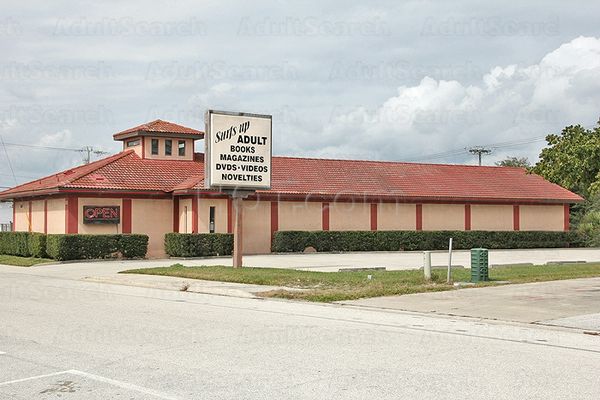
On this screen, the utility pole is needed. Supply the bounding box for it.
[80,146,108,164]
[468,146,492,166]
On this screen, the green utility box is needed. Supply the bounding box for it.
[471,248,489,282]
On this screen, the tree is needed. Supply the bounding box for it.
[532,122,600,199]
[495,156,530,168]
[577,194,600,246]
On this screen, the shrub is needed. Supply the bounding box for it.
[272,230,581,253]
[119,235,149,258]
[28,233,47,258]
[165,233,233,257]
[0,231,47,258]
[46,234,148,261]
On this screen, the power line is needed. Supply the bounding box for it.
[468,146,492,166]
[80,146,109,164]
[2,142,81,152]
[2,141,110,164]
[405,135,546,162]
[0,135,17,185]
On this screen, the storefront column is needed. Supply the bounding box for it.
[464,204,471,231]
[44,200,48,234]
[65,196,78,234]
[172,199,179,233]
[322,202,330,231]
[227,198,233,233]
[270,201,278,243]
[122,199,132,234]
[28,201,32,232]
[192,197,198,233]
[370,203,377,231]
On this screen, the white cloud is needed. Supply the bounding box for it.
[301,36,600,164]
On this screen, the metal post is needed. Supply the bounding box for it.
[447,237,453,283]
[423,251,432,280]
[232,196,244,268]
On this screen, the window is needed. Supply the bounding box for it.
[165,139,172,156]
[178,140,186,156]
[127,139,140,147]
[209,206,215,233]
[151,139,159,155]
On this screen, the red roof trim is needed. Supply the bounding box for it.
[113,119,203,139]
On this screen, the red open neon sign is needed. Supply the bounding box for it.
[83,206,120,224]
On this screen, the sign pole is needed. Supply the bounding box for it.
[447,237,453,284]
[232,195,244,268]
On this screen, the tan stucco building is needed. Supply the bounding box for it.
[0,120,583,258]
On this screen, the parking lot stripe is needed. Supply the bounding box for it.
[67,370,181,400]
[0,371,70,387]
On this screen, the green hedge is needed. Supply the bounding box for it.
[165,233,233,257]
[0,233,148,261]
[0,232,47,258]
[119,235,149,258]
[45,234,149,261]
[272,230,581,253]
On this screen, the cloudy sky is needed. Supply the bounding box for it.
[1,0,600,222]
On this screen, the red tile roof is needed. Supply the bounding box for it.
[0,151,583,204]
[113,119,204,139]
[262,157,583,203]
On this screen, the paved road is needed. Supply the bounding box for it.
[1,267,600,399]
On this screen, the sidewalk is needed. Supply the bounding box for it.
[340,277,600,331]
[82,274,289,299]
[6,247,600,276]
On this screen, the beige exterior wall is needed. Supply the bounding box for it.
[198,198,228,233]
[30,200,45,233]
[178,198,193,233]
[46,198,65,234]
[520,205,564,231]
[241,199,271,254]
[329,202,370,231]
[14,201,29,231]
[77,198,123,234]
[144,137,194,161]
[131,198,173,258]
[122,138,143,157]
[278,201,322,231]
[422,204,464,231]
[377,203,416,230]
[471,205,513,231]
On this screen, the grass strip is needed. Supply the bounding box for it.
[121,262,600,302]
[0,255,54,267]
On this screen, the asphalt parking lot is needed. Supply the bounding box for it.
[1,268,600,399]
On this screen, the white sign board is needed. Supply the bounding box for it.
[204,110,272,190]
